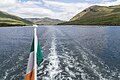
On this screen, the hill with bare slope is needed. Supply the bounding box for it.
[60,5,120,25]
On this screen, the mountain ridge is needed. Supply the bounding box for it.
[25,17,64,25]
[60,5,120,25]
[0,11,32,26]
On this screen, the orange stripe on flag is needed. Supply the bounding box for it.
[25,51,34,80]
[25,69,34,80]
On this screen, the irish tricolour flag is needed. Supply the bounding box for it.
[25,26,43,80]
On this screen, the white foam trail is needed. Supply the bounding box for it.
[76,46,111,80]
[2,70,8,80]
[47,35,61,80]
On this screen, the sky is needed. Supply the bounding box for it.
[0,0,120,21]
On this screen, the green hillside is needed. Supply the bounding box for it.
[25,17,64,25]
[0,11,32,26]
[60,5,120,25]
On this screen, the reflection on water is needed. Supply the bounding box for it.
[0,26,120,80]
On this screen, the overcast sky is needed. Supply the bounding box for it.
[0,0,120,20]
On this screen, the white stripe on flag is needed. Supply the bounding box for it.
[26,51,34,74]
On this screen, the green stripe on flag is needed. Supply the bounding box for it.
[37,40,43,66]
[30,38,43,66]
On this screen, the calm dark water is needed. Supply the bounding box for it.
[0,25,120,80]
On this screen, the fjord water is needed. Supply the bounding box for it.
[0,25,120,80]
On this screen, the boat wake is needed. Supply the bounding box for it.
[38,33,62,80]
[38,27,120,80]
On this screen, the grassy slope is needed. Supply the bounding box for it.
[26,18,64,25]
[0,11,32,26]
[34,20,64,25]
[60,5,120,25]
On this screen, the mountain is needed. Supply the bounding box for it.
[0,11,32,26]
[60,5,120,25]
[25,17,64,25]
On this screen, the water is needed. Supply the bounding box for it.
[0,25,120,80]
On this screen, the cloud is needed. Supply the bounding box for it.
[42,0,92,20]
[14,1,55,18]
[99,0,120,6]
[43,0,90,11]
[0,0,18,11]
[15,7,54,18]
[0,0,54,18]
[0,0,17,6]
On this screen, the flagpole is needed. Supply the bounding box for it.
[33,25,38,80]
